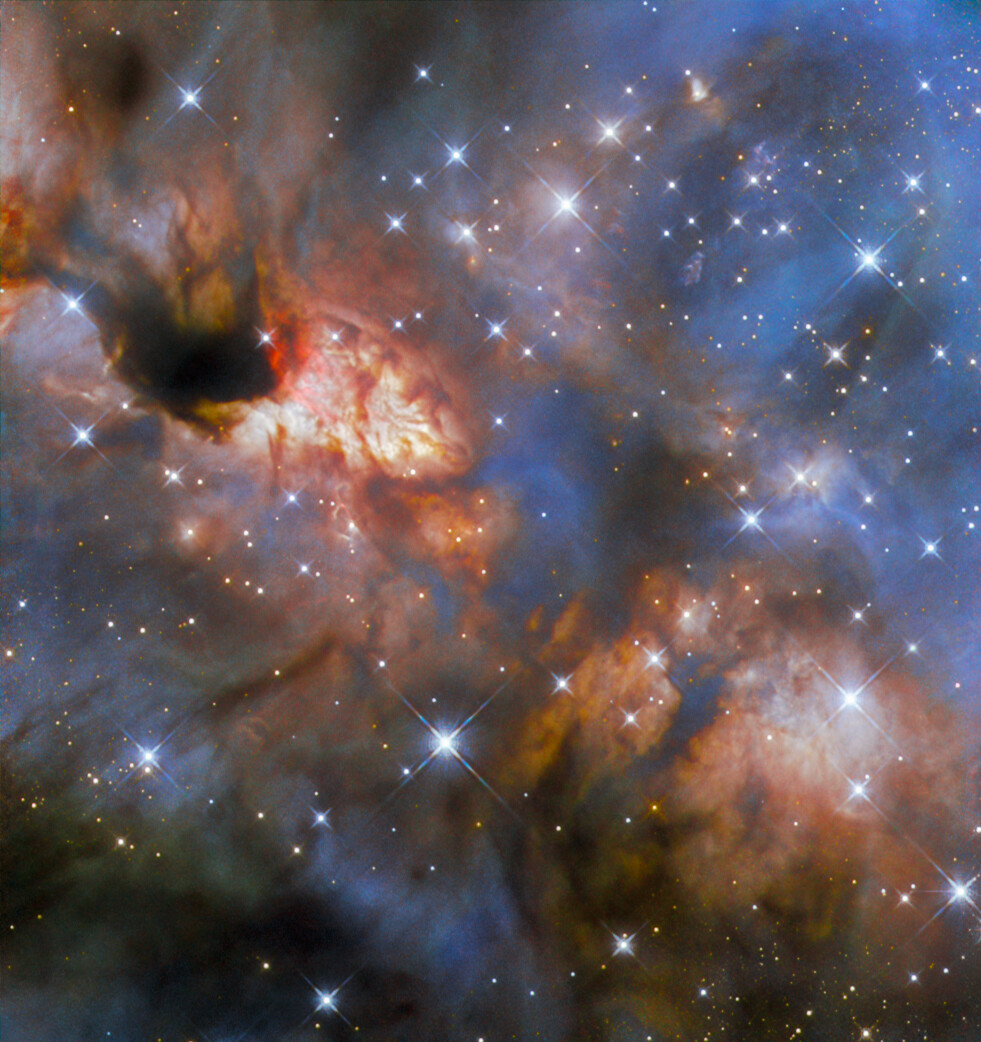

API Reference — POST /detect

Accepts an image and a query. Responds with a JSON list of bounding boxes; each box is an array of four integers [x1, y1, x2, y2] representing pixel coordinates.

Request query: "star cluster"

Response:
[[2, 2, 980, 1040]]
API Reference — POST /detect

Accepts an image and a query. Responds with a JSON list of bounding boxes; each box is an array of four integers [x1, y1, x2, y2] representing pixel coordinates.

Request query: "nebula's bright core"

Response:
[[2, 2, 980, 1040]]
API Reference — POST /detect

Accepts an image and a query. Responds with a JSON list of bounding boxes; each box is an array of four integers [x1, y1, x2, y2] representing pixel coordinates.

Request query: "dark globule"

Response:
[[108, 288, 278, 415]]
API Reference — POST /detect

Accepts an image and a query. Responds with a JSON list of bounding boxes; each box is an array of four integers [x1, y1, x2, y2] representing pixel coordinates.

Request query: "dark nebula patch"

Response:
[[105, 282, 279, 414]]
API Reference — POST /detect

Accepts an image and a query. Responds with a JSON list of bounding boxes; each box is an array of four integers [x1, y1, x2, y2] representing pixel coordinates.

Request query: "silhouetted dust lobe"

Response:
[[104, 279, 278, 416], [75, 37, 150, 116]]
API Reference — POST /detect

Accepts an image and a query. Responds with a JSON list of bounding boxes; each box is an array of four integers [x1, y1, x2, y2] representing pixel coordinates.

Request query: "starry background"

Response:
[[2, 1, 980, 1040]]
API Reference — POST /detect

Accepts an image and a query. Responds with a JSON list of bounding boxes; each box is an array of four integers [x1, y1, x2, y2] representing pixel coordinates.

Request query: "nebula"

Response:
[[2, 2, 979, 1040]]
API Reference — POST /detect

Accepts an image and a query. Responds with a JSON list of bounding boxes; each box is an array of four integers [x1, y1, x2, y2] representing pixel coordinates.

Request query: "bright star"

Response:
[[736, 506, 766, 534], [58, 283, 98, 318], [644, 646, 667, 670], [621, 710, 640, 729], [598, 120, 621, 143], [435, 732, 456, 756], [950, 880, 974, 903], [824, 342, 848, 366]]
